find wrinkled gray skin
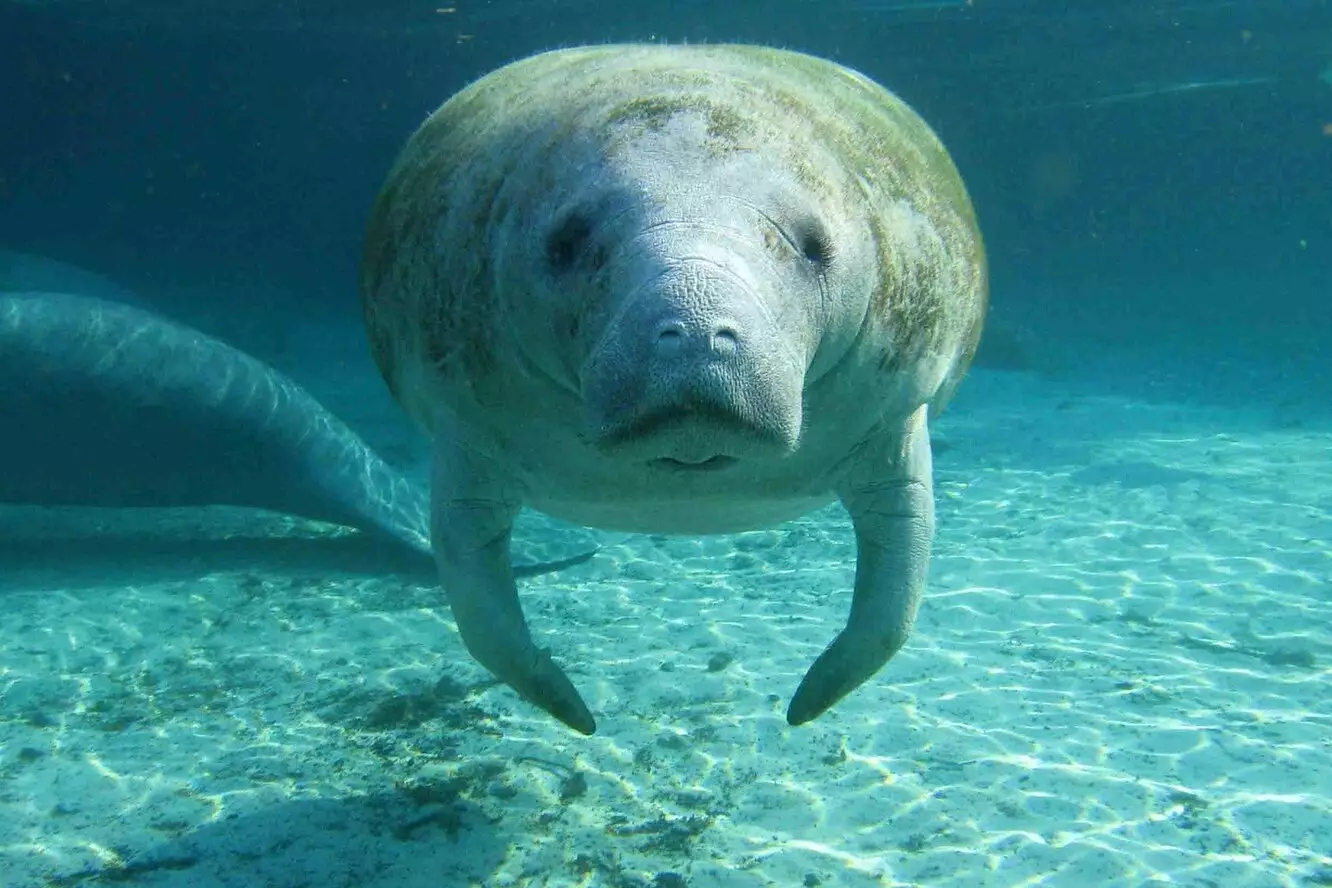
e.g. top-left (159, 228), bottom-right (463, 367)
top-left (362, 44), bottom-right (988, 734)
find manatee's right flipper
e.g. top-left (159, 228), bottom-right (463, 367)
top-left (430, 435), bottom-right (596, 735)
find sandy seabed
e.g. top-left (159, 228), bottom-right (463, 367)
top-left (1, 367), bottom-right (1328, 888)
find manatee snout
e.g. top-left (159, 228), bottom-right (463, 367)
top-left (582, 257), bottom-right (804, 464)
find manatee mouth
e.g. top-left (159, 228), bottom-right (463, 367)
top-left (650, 455), bottom-right (739, 472)
top-left (591, 400), bottom-right (791, 458)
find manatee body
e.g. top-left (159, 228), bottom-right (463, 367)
top-left (361, 44), bottom-right (988, 733)
top-left (0, 291), bottom-right (431, 556)
top-left (0, 251), bottom-right (142, 306)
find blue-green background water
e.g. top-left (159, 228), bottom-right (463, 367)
top-left (3, 0), bottom-right (1330, 409)
top-left (1, 3), bottom-right (1330, 887)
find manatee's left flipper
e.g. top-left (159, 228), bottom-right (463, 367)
top-left (431, 435), bottom-right (596, 735)
top-left (787, 405), bottom-right (934, 726)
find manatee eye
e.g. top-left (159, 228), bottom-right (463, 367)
top-left (795, 218), bottom-right (836, 268)
top-left (546, 211), bottom-right (594, 272)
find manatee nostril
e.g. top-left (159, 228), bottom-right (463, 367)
top-left (656, 323), bottom-right (685, 356)
top-left (711, 327), bottom-right (739, 355)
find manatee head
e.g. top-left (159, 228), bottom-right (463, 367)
top-left (490, 92), bottom-right (877, 473)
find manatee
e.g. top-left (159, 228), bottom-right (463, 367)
top-left (361, 44), bottom-right (988, 733)
top-left (0, 251), bottom-right (142, 306)
top-left (0, 290), bottom-right (435, 557)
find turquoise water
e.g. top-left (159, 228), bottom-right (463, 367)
top-left (1, 359), bottom-right (1327, 887)
top-left (2, 2), bottom-right (1329, 886)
